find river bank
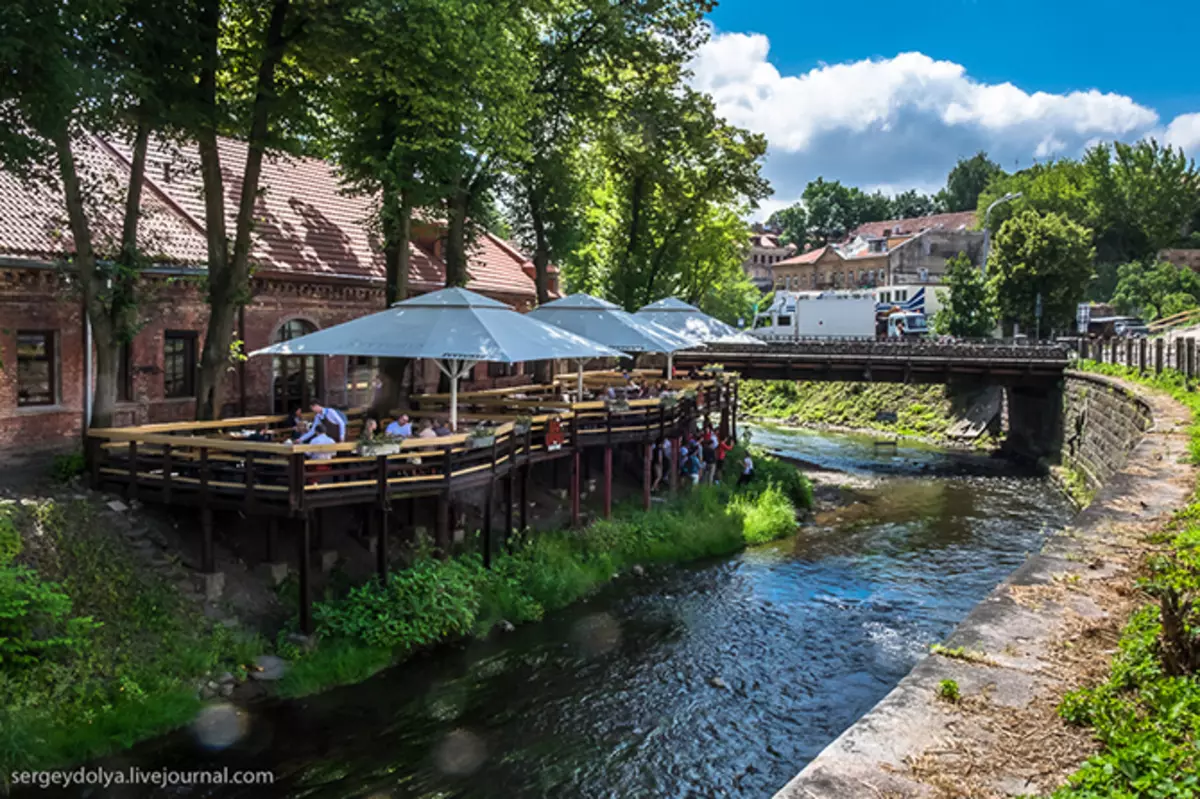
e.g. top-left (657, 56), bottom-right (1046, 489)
top-left (0, 445), bottom-right (808, 776)
top-left (779, 367), bottom-right (1200, 798)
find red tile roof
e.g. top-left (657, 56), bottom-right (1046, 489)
top-left (0, 134), bottom-right (541, 299)
top-left (850, 210), bottom-right (976, 239)
top-left (775, 245), bottom-right (840, 266)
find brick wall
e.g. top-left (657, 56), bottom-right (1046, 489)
top-left (1, 266), bottom-right (542, 459)
top-left (1061, 372), bottom-right (1154, 491)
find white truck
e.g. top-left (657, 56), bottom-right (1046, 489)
top-left (751, 291), bottom-right (878, 341)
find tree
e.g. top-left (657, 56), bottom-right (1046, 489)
top-left (932, 252), bottom-right (994, 337)
top-left (766, 203), bottom-right (808, 249)
top-left (1111, 261), bottom-right (1200, 320)
top-left (889, 189), bottom-right (939, 219)
top-left (939, 152), bottom-right (1003, 213)
top-left (988, 209), bottom-right (1094, 334)
top-left (801, 178), bottom-right (895, 244)
top-left (0, 0), bottom-right (201, 426)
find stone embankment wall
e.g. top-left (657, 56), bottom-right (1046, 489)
top-left (1060, 372), bottom-right (1154, 492)
top-left (775, 371), bottom-right (1194, 799)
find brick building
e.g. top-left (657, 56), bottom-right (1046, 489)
top-left (0, 134), bottom-right (557, 459)
top-left (742, 227), bottom-right (797, 291)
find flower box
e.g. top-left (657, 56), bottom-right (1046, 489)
top-left (605, 399), bottom-right (631, 413)
top-left (357, 441), bottom-right (402, 457)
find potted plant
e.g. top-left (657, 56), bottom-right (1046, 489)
top-left (513, 415), bottom-right (533, 436)
top-left (466, 425), bottom-right (499, 450)
top-left (605, 396), bottom-right (631, 413)
top-left (660, 393), bottom-right (679, 410)
top-left (356, 431), bottom-right (402, 457)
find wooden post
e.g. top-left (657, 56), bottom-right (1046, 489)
top-left (1189, 338), bottom-right (1196, 379)
top-left (504, 473), bottom-right (514, 547)
top-left (298, 514), bottom-right (312, 635)
top-left (603, 446), bottom-right (613, 520)
top-left (669, 436), bottom-right (680, 493)
top-left (519, 464), bottom-right (529, 532)
top-left (1078, 338), bottom-right (1087, 359)
top-left (1126, 338), bottom-right (1134, 369)
top-left (1156, 338), bottom-right (1165, 373)
top-left (570, 449), bottom-right (581, 527)
top-left (244, 451), bottom-right (256, 512)
top-left (436, 497), bottom-right (450, 556)
top-left (1139, 338), bottom-right (1148, 372)
top-left (642, 442), bottom-right (652, 511)
top-left (201, 506), bottom-right (215, 573)
top-left (162, 443), bottom-right (173, 503)
top-left (87, 435), bottom-right (102, 489)
top-left (126, 440), bottom-right (138, 500)
top-left (199, 447), bottom-right (211, 506)
top-left (732, 382), bottom-right (739, 444)
top-left (482, 478), bottom-right (494, 568)
top-left (377, 455), bottom-right (389, 580)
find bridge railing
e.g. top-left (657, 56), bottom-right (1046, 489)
top-left (1074, 335), bottom-right (1200, 378)
top-left (691, 338), bottom-right (1073, 361)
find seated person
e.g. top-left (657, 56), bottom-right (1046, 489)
top-left (286, 407), bottom-right (307, 440)
top-left (385, 414), bottom-right (413, 438)
top-left (359, 418), bottom-right (379, 441)
top-left (433, 419), bottom-right (452, 437)
top-left (296, 398), bottom-right (347, 443)
top-left (246, 427), bottom-right (275, 442)
top-left (304, 423), bottom-right (337, 460)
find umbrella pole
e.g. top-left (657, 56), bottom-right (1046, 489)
top-left (667, 351), bottom-right (674, 380)
top-left (576, 360), bottom-right (584, 402)
top-left (450, 360), bottom-right (459, 431)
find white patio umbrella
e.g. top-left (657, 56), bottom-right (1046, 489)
top-left (527, 294), bottom-right (698, 395)
top-left (635, 297), bottom-right (765, 347)
top-left (250, 287), bottom-right (627, 430)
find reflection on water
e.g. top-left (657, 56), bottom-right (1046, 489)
top-left (42, 428), bottom-right (1073, 799)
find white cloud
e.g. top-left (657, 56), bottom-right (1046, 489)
top-left (690, 32), bottom-right (1198, 208)
top-left (1164, 113), bottom-right (1200, 156)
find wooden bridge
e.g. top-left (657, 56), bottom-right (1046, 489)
top-left (674, 339), bottom-right (1074, 386)
top-left (86, 378), bottom-right (736, 632)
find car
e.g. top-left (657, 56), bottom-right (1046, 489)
top-left (1113, 319), bottom-right (1150, 338)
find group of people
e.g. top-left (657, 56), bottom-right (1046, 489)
top-left (650, 424), bottom-right (752, 490)
top-left (271, 400), bottom-right (460, 461)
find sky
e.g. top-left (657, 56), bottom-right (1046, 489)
top-left (694, 0), bottom-right (1200, 219)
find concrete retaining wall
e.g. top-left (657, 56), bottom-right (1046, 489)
top-left (775, 371), bottom-right (1194, 798)
top-left (1061, 372), bottom-right (1154, 492)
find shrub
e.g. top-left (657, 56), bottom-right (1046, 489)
top-left (49, 451), bottom-right (86, 483)
top-left (937, 679), bottom-right (960, 703)
top-left (730, 484), bottom-right (798, 544)
top-left (0, 564), bottom-right (97, 670)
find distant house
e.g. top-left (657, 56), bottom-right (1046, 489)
top-left (0, 134), bottom-right (556, 459)
top-left (1160, 248), bottom-right (1200, 273)
top-left (743, 228), bottom-right (797, 291)
top-left (771, 210), bottom-right (985, 292)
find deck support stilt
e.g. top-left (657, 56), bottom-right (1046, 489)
top-left (483, 479), bottom-right (494, 568)
top-left (436, 497), bottom-right (450, 557)
top-left (603, 446), bottom-right (613, 520)
top-left (201, 506), bottom-right (215, 573)
top-left (298, 514), bottom-right (312, 635)
top-left (519, 464), bottom-right (529, 533)
top-left (570, 450), bottom-right (581, 527)
top-left (504, 474), bottom-right (514, 549)
top-left (643, 442), bottom-right (652, 510)
top-left (669, 437), bottom-right (680, 493)
top-left (376, 504), bottom-right (390, 580)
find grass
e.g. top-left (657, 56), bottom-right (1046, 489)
top-left (281, 448), bottom-right (810, 698)
top-left (0, 499), bottom-right (262, 775)
top-left (937, 679), bottom-right (961, 703)
top-left (930, 643), bottom-right (994, 665)
top-left (1045, 360), bottom-right (1200, 798)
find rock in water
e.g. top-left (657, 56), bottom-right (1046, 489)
top-left (250, 654), bottom-right (287, 681)
top-left (709, 676), bottom-right (728, 690)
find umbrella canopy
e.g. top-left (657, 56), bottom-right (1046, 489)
top-left (635, 297), bottom-right (765, 346)
top-left (251, 287), bottom-right (626, 428)
top-left (527, 294), bottom-right (694, 354)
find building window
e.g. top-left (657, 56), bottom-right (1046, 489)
top-left (919, 268), bottom-right (929, 282)
top-left (897, 290), bottom-right (908, 301)
top-left (272, 319), bottom-right (321, 413)
top-left (16, 331), bottom-right (56, 406)
top-left (118, 341), bottom-right (133, 402)
top-left (488, 362), bottom-right (515, 379)
top-left (163, 331), bottom-right (197, 399)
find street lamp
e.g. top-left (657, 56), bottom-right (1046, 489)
top-left (980, 191), bottom-right (1022, 278)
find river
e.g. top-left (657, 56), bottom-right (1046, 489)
top-left (53, 427), bottom-right (1074, 798)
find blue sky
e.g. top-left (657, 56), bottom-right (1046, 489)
top-left (697, 0), bottom-right (1200, 217)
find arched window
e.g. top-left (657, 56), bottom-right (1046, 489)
top-left (272, 319), bottom-right (322, 414)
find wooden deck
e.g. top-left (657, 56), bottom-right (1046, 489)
top-left (86, 377), bottom-right (738, 632)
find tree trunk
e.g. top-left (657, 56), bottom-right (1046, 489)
top-left (195, 0), bottom-right (291, 420)
top-left (373, 190), bottom-right (412, 414)
top-left (444, 185), bottom-right (471, 288)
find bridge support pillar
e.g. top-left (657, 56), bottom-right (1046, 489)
top-left (1003, 382), bottom-right (1064, 466)
top-left (603, 447), bottom-right (613, 520)
top-left (570, 450), bottom-right (581, 527)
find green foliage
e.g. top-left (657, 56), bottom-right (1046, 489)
top-left (939, 151), bottom-right (1003, 213)
top-left (49, 451), bottom-right (86, 482)
top-left (729, 484), bottom-right (799, 545)
top-left (1111, 260), bottom-right (1200, 321)
top-left (801, 178), bottom-right (894, 245)
top-left (1048, 360), bottom-right (1200, 797)
top-left (739, 379), bottom-right (963, 442)
top-left (0, 499), bottom-right (261, 772)
top-left (767, 203), bottom-right (809, 249)
top-left (988, 209), bottom-right (1095, 334)
top-left (937, 679), bottom-right (961, 703)
top-left (932, 252), bottom-right (994, 337)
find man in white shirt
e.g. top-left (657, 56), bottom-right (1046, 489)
top-left (305, 424), bottom-right (337, 459)
top-left (737, 453), bottom-right (754, 486)
top-left (297, 399), bottom-right (346, 443)
top-left (385, 414), bottom-right (412, 438)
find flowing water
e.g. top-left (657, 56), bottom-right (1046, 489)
top-left (52, 427), bottom-right (1073, 799)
